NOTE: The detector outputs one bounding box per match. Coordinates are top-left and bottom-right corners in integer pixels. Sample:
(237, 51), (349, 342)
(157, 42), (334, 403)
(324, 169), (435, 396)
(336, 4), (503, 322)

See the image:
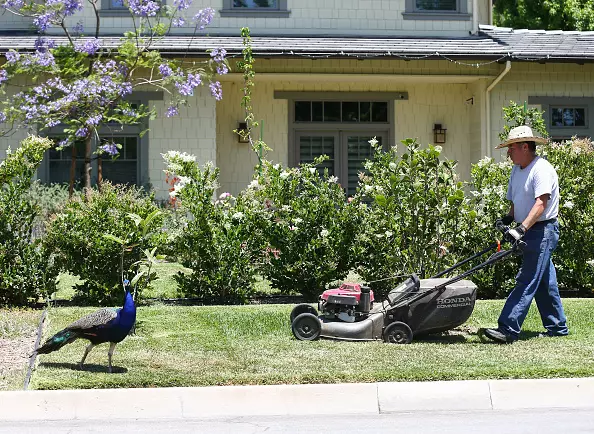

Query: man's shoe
(483, 328), (515, 344)
(537, 331), (568, 338)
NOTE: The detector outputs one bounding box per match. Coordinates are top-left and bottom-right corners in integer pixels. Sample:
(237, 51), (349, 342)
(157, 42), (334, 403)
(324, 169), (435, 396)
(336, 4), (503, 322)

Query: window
(100, 0), (130, 15)
(403, 0), (470, 20)
(528, 96), (594, 141)
(276, 92), (406, 196)
(233, 0), (278, 8)
(100, 137), (139, 185)
(220, 0), (289, 17)
(415, 0), (456, 11)
(551, 107), (586, 128)
(47, 140), (86, 185)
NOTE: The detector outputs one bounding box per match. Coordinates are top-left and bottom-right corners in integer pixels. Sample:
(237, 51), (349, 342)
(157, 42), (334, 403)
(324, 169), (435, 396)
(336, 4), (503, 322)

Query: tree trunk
(97, 156), (103, 192)
(84, 135), (92, 196)
(69, 144), (76, 198)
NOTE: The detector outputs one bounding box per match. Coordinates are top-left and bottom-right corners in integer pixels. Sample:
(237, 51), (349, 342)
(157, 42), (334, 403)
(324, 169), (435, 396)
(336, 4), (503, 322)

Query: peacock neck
(122, 290), (136, 315)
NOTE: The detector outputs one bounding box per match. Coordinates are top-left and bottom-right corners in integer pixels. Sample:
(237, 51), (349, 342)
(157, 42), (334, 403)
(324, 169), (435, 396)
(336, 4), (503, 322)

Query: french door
(295, 130), (387, 196)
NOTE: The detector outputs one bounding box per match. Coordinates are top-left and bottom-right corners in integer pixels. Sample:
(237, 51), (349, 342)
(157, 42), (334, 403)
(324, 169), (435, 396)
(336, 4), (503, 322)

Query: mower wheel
(292, 313), (322, 341)
(290, 303), (318, 323)
(383, 321), (413, 344)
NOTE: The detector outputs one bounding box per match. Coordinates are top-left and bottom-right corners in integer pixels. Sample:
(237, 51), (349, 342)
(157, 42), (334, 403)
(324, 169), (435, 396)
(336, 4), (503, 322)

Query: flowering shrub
(463, 157), (519, 298)
(539, 138), (594, 295)
(163, 151), (257, 304)
(242, 159), (363, 301)
(352, 138), (472, 297)
(0, 136), (58, 306)
(43, 182), (165, 304)
(465, 138), (594, 297)
(0, 0), (227, 189)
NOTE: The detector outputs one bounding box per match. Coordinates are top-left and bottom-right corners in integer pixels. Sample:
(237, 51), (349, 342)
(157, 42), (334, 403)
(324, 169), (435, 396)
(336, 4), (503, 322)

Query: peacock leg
(79, 343), (95, 370)
(107, 342), (117, 373)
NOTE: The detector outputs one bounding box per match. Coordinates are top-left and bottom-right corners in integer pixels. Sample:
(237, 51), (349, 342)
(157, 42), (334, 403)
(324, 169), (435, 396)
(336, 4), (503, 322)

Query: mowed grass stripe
(29, 299), (594, 390)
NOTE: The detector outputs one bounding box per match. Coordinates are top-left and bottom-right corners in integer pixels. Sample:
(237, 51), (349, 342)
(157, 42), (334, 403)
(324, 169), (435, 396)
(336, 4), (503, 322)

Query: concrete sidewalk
(1, 377), (593, 421)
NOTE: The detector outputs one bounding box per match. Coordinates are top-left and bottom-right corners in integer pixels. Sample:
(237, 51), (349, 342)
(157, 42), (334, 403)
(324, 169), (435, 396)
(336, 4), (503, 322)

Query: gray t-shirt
(506, 156), (559, 223)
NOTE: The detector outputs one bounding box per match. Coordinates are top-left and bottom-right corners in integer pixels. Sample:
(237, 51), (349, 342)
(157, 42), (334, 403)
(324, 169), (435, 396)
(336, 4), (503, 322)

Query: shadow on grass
(39, 362), (128, 374)
(416, 334), (468, 344)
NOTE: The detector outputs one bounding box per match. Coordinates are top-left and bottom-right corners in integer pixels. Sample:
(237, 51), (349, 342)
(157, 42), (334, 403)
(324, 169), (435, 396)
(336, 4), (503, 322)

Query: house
(1, 1), (594, 199)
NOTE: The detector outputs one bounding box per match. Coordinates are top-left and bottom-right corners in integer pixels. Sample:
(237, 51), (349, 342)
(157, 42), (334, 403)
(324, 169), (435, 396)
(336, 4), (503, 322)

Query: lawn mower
(290, 222), (523, 344)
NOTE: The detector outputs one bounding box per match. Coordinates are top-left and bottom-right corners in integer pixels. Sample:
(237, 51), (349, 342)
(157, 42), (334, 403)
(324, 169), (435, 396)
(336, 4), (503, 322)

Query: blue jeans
(498, 220), (568, 339)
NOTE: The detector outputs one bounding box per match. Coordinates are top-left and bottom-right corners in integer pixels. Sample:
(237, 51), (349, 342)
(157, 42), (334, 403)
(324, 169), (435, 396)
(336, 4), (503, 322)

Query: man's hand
(496, 215), (514, 226)
(506, 224), (527, 242)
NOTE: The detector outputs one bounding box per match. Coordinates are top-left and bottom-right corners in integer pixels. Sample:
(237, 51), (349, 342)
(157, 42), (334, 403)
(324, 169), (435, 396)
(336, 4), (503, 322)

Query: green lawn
(0, 309), (40, 391)
(29, 298), (594, 390)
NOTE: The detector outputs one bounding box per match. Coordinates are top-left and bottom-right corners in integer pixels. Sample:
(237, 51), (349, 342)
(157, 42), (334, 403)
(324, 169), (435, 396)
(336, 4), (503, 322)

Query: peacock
(34, 280), (136, 373)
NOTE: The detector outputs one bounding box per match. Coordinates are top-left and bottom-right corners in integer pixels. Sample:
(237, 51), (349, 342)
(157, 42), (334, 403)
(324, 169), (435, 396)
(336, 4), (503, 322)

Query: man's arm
(521, 194), (548, 230)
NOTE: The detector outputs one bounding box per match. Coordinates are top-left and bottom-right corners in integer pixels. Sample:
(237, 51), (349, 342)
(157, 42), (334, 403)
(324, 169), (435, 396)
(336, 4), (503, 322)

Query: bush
(0, 136), (58, 306)
(25, 181), (70, 240)
(541, 138), (594, 295)
(163, 152), (256, 304)
(43, 182), (165, 304)
(241, 159), (363, 301)
(465, 138), (594, 297)
(464, 157), (521, 298)
(351, 138), (472, 297)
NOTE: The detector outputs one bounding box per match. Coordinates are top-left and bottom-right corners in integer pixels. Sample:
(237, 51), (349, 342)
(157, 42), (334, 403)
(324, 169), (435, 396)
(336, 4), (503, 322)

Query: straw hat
(496, 125), (548, 149)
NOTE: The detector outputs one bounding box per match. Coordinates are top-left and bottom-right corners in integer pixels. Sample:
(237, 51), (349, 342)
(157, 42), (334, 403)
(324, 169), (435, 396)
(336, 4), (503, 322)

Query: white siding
(2, 0), (479, 37)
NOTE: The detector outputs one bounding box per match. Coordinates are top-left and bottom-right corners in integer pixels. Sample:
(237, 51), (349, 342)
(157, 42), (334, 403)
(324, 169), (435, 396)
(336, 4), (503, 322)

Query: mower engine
(318, 283), (375, 323)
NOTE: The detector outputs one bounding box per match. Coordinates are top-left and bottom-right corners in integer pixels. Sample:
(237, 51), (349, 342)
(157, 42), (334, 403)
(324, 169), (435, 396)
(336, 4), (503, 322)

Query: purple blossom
(166, 105), (179, 117)
(128, 0), (160, 16)
(34, 37), (56, 53)
(0, 112), (6, 123)
(122, 108), (136, 116)
(173, 0), (192, 10)
(45, 119), (61, 128)
(75, 127), (88, 137)
(85, 114), (103, 126)
(159, 63), (173, 78)
(3, 0), (24, 8)
(193, 7), (214, 30)
(216, 63), (229, 75)
(33, 12), (55, 31)
(5, 51), (20, 64)
(100, 142), (119, 156)
(57, 138), (70, 148)
(73, 21), (84, 34)
(209, 81), (222, 101)
(0, 70), (7, 85)
(75, 38), (101, 56)
(172, 17), (185, 27)
(175, 73), (201, 96)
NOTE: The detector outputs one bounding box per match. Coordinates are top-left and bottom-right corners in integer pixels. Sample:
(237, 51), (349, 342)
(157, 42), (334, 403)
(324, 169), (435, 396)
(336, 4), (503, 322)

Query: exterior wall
(217, 58), (484, 195)
(149, 86), (217, 200)
(487, 62), (594, 162)
(2, 0), (480, 37)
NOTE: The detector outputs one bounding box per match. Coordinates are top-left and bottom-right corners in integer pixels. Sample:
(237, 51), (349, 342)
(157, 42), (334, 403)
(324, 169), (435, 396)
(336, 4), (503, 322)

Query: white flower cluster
(320, 229), (329, 238)
(169, 175), (192, 198)
(162, 150), (196, 163)
(280, 171), (290, 180)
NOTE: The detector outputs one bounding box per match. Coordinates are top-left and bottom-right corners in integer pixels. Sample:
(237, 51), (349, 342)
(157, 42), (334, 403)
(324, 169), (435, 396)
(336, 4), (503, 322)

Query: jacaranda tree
(0, 0), (228, 194)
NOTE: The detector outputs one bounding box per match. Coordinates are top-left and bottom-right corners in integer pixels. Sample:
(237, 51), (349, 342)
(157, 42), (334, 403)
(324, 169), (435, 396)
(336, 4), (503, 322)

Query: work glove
(496, 215), (514, 227)
(505, 224), (527, 243)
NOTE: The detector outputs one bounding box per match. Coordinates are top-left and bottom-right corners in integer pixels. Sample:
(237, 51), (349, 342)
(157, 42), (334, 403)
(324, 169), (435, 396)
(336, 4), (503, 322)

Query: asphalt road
(2, 408), (594, 434)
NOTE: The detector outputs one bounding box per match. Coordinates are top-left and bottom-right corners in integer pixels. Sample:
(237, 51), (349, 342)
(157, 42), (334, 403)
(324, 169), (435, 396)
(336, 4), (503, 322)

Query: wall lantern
(236, 122), (249, 143)
(433, 124), (447, 144)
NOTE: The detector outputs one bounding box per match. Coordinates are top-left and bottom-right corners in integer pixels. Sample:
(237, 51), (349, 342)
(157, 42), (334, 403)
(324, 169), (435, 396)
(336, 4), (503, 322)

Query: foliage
(235, 27), (270, 171)
(241, 159), (363, 301)
(0, 0), (227, 189)
(541, 138), (594, 295)
(163, 151), (257, 304)
(493, 0), (594, 31)
(43, 182), (165, 304)
(352, 138), (471, 297)
(0, 136), (59, 306)
(498, 101), (548, 143)
(24, 181), (70, 239)
(464, 157), (520, 298)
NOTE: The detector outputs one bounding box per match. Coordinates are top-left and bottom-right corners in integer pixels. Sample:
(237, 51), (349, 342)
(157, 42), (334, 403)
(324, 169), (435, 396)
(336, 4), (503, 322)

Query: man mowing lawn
(482, 125), (569, 344)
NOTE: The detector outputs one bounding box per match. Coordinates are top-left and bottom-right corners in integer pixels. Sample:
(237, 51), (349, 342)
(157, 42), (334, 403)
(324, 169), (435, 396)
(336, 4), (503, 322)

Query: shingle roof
(1, 25), (594, 62)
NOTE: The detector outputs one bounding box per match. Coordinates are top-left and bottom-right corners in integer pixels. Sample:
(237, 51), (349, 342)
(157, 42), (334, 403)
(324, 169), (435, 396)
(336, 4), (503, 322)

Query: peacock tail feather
(35, 329), (79, 354)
